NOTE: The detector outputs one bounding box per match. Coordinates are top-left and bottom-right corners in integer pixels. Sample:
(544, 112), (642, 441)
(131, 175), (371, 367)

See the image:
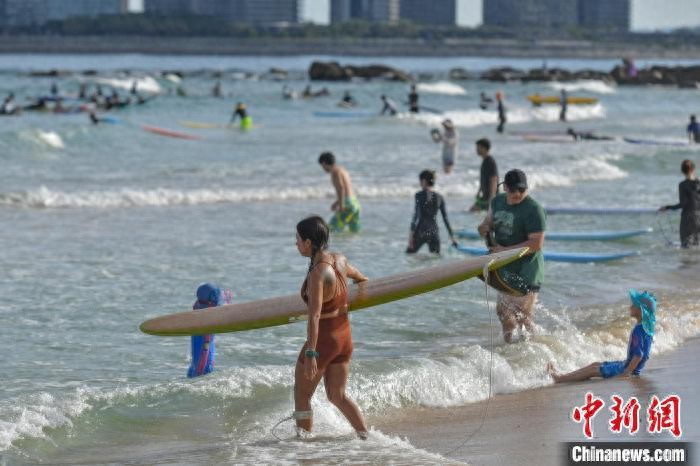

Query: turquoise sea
(1, 54), (700, 465)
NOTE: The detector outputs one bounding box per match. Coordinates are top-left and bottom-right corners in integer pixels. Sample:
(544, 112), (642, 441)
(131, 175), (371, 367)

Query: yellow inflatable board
(527, 95), (599, 105)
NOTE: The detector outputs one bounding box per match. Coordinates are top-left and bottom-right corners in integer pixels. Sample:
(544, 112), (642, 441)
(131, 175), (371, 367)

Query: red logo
(572, 392), (605, 438)
(648, 394), (682, 438)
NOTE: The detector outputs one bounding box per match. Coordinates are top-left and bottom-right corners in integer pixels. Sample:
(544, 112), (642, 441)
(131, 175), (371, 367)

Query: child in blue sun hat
(546, 290), (656, 383)
(187, 283), (231, 378)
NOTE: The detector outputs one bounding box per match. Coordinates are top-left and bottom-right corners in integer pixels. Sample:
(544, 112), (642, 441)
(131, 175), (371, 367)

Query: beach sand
(372, 338), (699, 466)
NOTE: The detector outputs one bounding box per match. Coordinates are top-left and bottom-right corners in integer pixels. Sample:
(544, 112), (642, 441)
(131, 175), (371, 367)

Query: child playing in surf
(546, 290), (656, 383)
(187, 283), (231, 378)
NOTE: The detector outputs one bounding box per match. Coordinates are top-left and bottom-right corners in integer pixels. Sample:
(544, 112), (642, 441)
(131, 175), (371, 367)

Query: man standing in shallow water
(478, 169), (546, 343)
(319, 152), (361, 233)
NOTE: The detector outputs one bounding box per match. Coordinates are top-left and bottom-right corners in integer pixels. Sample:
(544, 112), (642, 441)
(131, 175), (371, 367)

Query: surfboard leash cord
(443, 259), (496, 457)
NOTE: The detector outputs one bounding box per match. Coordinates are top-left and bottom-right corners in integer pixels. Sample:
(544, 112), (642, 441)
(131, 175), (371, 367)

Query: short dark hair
(692, 115), (697, 122)
(681, 159), (695, 175)
(476, 138), (491, 151)
(419, 170), (436, 187)
(318, 152), (335, 166)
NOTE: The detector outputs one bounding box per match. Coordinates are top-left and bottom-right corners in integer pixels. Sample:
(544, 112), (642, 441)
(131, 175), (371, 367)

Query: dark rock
(480, 67), (526, 82)
(28, 69), (71, 77)
(308, 61), (411, 82)
(449, 68), (474, 80)
(82, 70), (98, 76)
(309, 61), (349, 81)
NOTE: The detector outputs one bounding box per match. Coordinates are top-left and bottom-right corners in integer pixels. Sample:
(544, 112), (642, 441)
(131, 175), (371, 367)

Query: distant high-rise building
(400, 0), (455, 25)
(145, 0), (299, 25)
(144, 0), (197, 15)
(330, 0), (399, 24)
(1, 0), (126, 26)
(483, 0), (578, 30)
(578, 0), (630, 31)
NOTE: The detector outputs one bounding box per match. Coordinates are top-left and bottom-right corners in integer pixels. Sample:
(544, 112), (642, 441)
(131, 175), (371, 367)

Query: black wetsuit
(407, 189), (454, 254)
(497, 100), (506, 133)
(408, 90), (419, 113)
(477, 155), (499, 208)
(665, 179), (700, 247)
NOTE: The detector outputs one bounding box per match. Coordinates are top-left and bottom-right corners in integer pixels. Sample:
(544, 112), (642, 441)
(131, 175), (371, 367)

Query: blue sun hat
(629, 289), (656, 337)
(193, 283), (224, 310)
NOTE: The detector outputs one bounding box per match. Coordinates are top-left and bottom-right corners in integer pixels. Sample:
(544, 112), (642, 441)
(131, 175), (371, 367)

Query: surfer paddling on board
(319, 152), (361, 233)
(406, 170), (458, 254)
(477, 169), (546, 343)
(294, 216), (368, 439)
(469, 138), (499, 212)
(659, 159), (700, 248)
(547, 290), (655, 383)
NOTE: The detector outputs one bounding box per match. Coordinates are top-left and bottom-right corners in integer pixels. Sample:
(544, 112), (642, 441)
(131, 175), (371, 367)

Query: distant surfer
(380, 95), (397, 116)
(566, 128), (614, 141)
(230, 102), (253, 130)
(406, 170), (457, 254)
(408, 84), (419, 113)
(339, 91), (356, 108)
(430, 119), (458, 174)
(187, 283), (227, 378)
(0, 93), (20, 115)
(477, 169), (546, 343)
(659, 159), (700, 248)
(496, 91), (506, 134)
(130, 80), (138, 95)
(318, 152), (361, 233)
(282, 85), (296, 100)
(479, 92), (493, 110)
(212, 80), (222, 98)
(50, 82), (58, 96)
(88, 111), (102, 125)
(547, 290), (655, 383)
(302, 85), (329, 99)
(687, 115), (699, 144)
(559, 89), (568, 122)
(469, 138), (499, 212)
(294, 215), (368, 439)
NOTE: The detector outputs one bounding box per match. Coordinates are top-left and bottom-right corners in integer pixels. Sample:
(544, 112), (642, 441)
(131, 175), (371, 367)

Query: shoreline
(371, 337), (700, 465)
(3, 36), (700, 59)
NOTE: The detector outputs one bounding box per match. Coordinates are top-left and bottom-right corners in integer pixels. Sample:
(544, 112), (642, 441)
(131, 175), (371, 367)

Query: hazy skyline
(129, 0), (700, 31)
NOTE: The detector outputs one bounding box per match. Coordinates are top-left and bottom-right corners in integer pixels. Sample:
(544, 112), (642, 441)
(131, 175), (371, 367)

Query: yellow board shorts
(329, 196), (361, 233)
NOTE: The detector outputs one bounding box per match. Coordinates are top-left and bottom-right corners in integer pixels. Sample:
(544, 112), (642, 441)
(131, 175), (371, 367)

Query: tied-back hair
(297, 216), (330, 274)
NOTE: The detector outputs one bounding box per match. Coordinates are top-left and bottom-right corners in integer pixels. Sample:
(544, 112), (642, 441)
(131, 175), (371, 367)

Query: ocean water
(1, 54), (700, 465)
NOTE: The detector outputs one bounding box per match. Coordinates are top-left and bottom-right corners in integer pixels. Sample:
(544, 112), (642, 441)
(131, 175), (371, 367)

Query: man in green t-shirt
(478, 169), (546, 343)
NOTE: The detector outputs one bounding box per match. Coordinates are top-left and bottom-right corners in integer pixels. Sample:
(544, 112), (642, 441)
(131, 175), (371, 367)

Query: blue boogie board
(313, 111), (376, 118)
(456, 228), (652, 241)
(455, 245), (639, 263)
(623, 137), (688, 147)
(545, 207), (657, 215)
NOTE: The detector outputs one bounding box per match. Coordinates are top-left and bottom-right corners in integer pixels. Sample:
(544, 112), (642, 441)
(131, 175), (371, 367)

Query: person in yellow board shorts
(230, 102), (252, 130)
(318, 152), (361, 233)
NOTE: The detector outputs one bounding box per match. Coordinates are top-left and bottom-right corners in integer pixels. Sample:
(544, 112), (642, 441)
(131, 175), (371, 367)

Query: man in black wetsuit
(469, 138), (499, 212)
(496, 91), (506, 133)
(659, 159), (700, 248)
(408, 84), (419, 113)
(406, 170), (458, 254)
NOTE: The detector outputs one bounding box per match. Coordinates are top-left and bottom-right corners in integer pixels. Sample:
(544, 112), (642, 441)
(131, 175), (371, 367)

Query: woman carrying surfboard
(294, 216), (368, 439)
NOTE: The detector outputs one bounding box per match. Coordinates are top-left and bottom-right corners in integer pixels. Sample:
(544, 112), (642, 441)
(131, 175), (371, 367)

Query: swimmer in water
(319, 152), (361, 233)
(659, 159), (700, 248)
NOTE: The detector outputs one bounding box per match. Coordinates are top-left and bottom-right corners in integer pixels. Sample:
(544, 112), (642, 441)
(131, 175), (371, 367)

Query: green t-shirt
(490, 193), (546, 293)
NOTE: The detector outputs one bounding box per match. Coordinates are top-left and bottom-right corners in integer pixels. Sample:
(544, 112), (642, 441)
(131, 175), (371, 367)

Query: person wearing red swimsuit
(294, 215), (369, 439)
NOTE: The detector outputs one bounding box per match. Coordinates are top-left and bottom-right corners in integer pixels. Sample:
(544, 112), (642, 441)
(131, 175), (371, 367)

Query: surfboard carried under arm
(140, 248), (528, 337)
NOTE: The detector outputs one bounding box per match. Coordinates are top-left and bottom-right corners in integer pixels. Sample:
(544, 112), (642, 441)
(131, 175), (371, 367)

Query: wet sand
(372, 338), (699, 466)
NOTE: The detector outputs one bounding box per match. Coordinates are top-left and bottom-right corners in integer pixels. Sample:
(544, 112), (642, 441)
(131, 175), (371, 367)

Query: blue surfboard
(455, 245), (639, 263)
(456, 228), (652, 241)
(623, 137), (688, 147)
(313, 111), (375, 118)
(545, 207), (657, 215)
